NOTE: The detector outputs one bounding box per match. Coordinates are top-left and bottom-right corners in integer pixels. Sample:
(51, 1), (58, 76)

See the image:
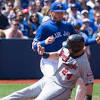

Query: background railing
(0, 39), (100, 79)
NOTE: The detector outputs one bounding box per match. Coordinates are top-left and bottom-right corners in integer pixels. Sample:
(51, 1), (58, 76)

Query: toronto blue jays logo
(55, 4), (63, 10)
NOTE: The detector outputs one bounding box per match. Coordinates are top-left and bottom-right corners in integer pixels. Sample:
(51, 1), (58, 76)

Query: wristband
(43, 52), (50, 58)
(85, 95), (92, 100)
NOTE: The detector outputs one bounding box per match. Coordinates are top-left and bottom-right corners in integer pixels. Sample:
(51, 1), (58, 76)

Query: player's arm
(37, 44), (59, 60)
(45, 52), (59, 60)
(79, 57), (94, 100)
(85, 83), (93, 100)
(32, 25), (55, 51)
(85, 33), (100, 46)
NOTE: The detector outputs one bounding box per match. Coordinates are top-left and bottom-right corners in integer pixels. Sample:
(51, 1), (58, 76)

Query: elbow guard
(43, 52), (50, 58)
(85, 95), (92, 100)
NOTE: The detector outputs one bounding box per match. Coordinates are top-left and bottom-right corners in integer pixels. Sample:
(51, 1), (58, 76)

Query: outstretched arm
(85, 32), (100, 46)
(47, 52), (59, 60)
(37, 44), (59, 60)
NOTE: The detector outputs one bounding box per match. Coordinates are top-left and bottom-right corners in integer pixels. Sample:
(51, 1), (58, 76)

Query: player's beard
(53, 16), (63, 23)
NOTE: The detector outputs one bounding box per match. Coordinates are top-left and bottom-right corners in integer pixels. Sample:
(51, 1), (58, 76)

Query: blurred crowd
(0, 0), (100, 39)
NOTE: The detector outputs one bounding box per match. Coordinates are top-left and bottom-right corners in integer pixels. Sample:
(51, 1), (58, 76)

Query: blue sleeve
(85, 38), (97, 46)
(32, 25), (47, 51)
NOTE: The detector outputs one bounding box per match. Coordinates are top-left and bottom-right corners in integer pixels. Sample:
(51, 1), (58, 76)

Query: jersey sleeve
(85, 38), (97, 46)
(78, 53), (94, 85)
(32, 25), (46, 51)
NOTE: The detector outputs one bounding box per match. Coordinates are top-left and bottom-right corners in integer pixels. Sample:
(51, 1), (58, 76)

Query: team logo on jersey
(60, 50), (70, 62)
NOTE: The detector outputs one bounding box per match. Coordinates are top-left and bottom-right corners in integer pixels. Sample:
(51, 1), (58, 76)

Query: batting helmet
(63, 34), (85, 53)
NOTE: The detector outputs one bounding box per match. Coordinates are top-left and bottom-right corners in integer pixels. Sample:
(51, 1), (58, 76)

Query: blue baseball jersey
(33, 19), (77, 52)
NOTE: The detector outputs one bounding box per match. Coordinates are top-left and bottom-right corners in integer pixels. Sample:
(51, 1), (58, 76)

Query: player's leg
(1, 78), (46, 100)
(40, 58), (58, 77)
(35, 80), (72, 100)
(75, 78), (86, 100)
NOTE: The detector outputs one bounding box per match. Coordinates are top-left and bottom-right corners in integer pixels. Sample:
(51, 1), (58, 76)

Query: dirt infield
(0, 79), (100, 84)
(0, 79), (38, 84)
(94, 79), (100, 83)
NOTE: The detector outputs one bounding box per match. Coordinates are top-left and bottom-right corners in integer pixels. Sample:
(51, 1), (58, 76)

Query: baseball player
(73, 22), (100, 100)
(1, 34), (94, 100)
(32, 1), (77, 77)
(32, 2), (99, 100)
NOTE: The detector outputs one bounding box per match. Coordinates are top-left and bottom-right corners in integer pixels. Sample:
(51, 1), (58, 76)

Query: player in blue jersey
(32, 2), (77, 77)
(32, 2), (100, 100)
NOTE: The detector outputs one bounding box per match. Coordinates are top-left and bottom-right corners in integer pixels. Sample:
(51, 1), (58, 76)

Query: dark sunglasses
(13, 24), (19, 26)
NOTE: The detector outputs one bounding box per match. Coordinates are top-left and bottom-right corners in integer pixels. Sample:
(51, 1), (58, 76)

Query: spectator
(81, 9), (96, 33)
(81, 18), (93, 38)
(43, 0), (51, 6)
(28, 1), (36, 16)
(20, 0), (29, 8)
(2, 1), (14, 17)
(78, 0), (88, 10)
(4, 19), (27, 39)
(28, 1), (43, 24)
(14, 0), (21, 9)
(81, 10), (89, 19)
(22, 9), (29, 24)
(63, 11), (69, 21)
(16, 11), (29, 37)
(92, 11), (100, 38)
(0, 3), (9, 29)
(28, 12), (40, 38)
(89, 6), (100, 29)
(35, 0), (42, 12)
(67, 4), (81, 25)
(67, 0), (82, 11)
(94, 12), (100, 29)
(14, 6), (23, 14)
(7, 9), (16, 25)
(41, 5), (50, 23)
(41, 6), (50, 16)
(95, 0), (100, 6)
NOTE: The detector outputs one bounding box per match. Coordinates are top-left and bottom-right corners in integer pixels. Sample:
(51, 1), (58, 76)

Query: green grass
(0, 83), (100, 100)
(0, 84), (32, 98)
(70, 84), (100, 100)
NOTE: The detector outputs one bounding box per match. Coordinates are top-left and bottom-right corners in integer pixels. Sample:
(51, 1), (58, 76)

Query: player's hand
(96, 32), (100, 44)
(37, 44), (45, 55)
(45, 35), (55, 45)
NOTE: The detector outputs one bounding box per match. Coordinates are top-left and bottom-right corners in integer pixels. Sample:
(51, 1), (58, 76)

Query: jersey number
(62, 68), (72, 80)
